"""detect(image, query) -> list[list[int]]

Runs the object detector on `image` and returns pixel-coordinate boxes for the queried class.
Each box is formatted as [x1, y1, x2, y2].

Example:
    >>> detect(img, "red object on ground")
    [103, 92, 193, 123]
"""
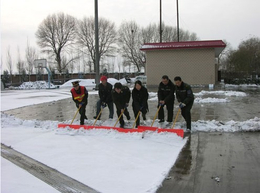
[57, 124, 184, 138]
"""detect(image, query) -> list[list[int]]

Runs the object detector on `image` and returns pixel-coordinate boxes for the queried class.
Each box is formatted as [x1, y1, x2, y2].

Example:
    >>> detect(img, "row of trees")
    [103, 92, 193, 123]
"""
[3, 12, 199, 82]
[220, 37, 260, 81]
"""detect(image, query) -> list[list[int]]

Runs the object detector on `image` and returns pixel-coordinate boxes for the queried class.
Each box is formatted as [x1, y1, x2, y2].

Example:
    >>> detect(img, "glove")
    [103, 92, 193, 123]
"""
[101, 102, 107, 108]
[159, 103, 164, 107]
[125, 103, 129, 108]
[179, 103, 186, 108]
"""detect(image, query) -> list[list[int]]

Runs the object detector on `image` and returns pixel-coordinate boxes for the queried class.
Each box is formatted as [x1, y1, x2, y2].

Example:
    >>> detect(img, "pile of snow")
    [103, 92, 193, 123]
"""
[16, 81, 57, 89]
[59, 79, 96, 90]
[59, 78, 131, 90]
[149, 90, 246, 103]
[225, 84, 260, 88]
[195, 97, 230, 103]
[195, 90, 247, 97]
[192, 117, 260, 132]
[194, 90, 246, 104]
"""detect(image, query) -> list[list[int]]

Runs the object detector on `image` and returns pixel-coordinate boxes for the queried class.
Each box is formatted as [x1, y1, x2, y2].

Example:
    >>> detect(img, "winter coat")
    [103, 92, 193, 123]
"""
[158, 79, 175, 104]
[132, 86, 149, 112]
[112, 86, 131, 110]
[98, 82, 113, 103]
[175, 82, 194, 105]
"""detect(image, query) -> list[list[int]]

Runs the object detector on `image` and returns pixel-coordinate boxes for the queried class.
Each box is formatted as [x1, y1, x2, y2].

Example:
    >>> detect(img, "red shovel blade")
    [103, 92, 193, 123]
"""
[157, 128, 184, 138]
[57, 124, 144, 133]
[137, 126, 157, 131]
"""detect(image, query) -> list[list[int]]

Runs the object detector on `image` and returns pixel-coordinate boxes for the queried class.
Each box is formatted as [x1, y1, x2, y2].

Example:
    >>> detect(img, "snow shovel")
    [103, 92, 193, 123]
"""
[71, 106, 81, 125]
[151, 105, 161, 127]
[113, 108, 125, 127]
[93, 107, 104, 126]
[132, 111, 141, 129]
[171, 108, 181, 129]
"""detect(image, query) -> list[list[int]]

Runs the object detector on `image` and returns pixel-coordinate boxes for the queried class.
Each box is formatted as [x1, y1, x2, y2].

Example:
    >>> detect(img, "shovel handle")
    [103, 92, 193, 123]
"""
[114, 108, 125, 127]
[71, 106, 81, 125]
[151, 105, 161, 127]
[132, 111, 141, 129]
[171, 108, 181, 129]
[93, 107, 103, 126]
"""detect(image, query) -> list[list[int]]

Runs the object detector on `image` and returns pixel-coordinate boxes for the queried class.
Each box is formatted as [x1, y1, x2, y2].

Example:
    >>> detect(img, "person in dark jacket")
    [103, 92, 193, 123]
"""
[94, 75, 114, 120]
[112, 82, 131, 128]
[70, 80, 88, 125]
[158, 75, 175, 123]
[174, 76, 194, 131]
[132, 80, 149, 128]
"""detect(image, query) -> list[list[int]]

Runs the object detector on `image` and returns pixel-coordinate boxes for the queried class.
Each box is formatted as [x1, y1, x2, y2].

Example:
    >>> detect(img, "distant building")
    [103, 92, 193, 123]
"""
[140, 40, 226, 88]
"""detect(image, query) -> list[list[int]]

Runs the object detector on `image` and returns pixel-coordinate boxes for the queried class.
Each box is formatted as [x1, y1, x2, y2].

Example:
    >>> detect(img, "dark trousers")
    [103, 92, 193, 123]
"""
[116, 108, 130, 125]
[96, 100, 114, 119]
[181, 101, 193, 129]
[76, 104, 87, 125]
[158, 103, 174, 122]
[133, 109, 147, 128]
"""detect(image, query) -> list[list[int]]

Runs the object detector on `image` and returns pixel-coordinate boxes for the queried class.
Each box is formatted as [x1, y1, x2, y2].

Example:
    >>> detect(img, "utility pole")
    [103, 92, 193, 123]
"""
[176, 0, 180, 42]
[95, 0, 100, 89]
[160, 0, 162, 43]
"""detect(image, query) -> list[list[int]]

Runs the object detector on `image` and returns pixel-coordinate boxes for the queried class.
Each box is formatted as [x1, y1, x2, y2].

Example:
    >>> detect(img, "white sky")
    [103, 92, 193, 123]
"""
[1, 0, 260, 72]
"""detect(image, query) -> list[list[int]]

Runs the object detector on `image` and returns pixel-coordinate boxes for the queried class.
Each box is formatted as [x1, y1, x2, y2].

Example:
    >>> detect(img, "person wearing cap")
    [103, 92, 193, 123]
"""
[132, 80, 149, 128]
[174, 76, 194, 132]
[112, 82, 131, 128]
[70, 80, 88, 125]
[94, 75, 114, 120]
[158, 75, 175, 123]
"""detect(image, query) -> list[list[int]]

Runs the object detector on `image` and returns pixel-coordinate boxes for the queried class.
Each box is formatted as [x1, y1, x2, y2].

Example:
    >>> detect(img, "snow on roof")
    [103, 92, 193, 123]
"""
[140, 40, 226, 57]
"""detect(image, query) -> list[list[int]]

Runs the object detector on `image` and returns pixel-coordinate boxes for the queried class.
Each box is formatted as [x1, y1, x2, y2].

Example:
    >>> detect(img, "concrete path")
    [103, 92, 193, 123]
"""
[157, 132, 260, 193]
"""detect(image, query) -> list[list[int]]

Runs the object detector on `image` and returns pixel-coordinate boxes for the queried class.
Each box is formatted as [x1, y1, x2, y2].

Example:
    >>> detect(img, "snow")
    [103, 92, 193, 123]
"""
[194, 90, 247, 97]
[1, 86, 260, 193]
[17, 81, 57, 89]
[59, 79, 96, 90]
[1, 158, 59, 193]
[11, 78, 131, 92]
[1, 112, 186, 193]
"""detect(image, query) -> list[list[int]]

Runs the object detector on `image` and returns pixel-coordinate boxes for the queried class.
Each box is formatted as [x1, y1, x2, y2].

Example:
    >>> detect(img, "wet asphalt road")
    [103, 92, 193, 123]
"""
[3, 86, 260, 193]
[4, 87, 260, 123]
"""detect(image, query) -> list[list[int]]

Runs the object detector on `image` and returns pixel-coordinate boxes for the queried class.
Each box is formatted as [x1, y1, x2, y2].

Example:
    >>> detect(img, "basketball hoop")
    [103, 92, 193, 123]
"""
[34, 59, 47, 69]
[34, 59, 52, 89]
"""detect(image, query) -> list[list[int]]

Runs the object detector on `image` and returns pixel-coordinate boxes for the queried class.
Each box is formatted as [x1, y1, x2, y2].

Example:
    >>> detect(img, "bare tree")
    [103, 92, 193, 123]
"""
[16, 47, 24, 74]
[142, 23, 198, 43]
[6, 46, 13, 82]
[141, 23, 160, 43]
[35, 12, 77, 73]
[118, 21, 145, 72]
[25, 40, 38, 81]
[77, 17, 117, 73]
[118, 21, 199, 72]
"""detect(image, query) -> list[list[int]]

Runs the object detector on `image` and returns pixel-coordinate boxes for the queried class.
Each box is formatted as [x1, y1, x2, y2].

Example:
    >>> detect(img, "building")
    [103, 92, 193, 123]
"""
[140, 40, 226, 88]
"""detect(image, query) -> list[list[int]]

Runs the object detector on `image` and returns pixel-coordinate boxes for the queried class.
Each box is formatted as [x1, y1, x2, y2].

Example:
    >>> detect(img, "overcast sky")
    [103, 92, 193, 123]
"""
[1, 0, 260, 72]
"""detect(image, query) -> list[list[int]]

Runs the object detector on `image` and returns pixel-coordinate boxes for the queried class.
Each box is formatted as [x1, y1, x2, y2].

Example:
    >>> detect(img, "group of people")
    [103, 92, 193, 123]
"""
[70, 75, 194, 131]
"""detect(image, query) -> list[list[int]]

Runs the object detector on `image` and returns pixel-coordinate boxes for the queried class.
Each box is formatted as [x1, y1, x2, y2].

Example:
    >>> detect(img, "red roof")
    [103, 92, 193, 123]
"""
[140, 40, 226, 57]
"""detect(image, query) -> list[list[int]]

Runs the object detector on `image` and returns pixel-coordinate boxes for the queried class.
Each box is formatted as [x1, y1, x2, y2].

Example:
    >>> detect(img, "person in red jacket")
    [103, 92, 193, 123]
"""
[70, 81, 88, 125]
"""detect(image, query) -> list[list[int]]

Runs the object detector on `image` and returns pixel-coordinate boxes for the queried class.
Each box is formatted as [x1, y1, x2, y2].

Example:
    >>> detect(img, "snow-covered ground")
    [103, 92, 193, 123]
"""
[1, 86, 260, 193]
[12, 77, 133, 91]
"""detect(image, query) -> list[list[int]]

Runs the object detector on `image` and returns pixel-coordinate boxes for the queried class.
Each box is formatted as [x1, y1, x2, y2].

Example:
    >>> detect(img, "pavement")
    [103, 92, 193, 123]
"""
[3, 86, 260, 192]
[157, 132, 260, 193]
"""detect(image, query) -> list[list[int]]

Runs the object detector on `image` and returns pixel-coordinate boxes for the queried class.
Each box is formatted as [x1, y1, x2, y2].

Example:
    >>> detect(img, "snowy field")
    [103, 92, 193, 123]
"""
[1, 82, 260, 193]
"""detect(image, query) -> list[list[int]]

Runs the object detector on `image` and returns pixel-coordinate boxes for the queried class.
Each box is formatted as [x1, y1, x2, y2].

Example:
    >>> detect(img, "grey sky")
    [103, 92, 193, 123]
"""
[1, 0, 260, 72]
